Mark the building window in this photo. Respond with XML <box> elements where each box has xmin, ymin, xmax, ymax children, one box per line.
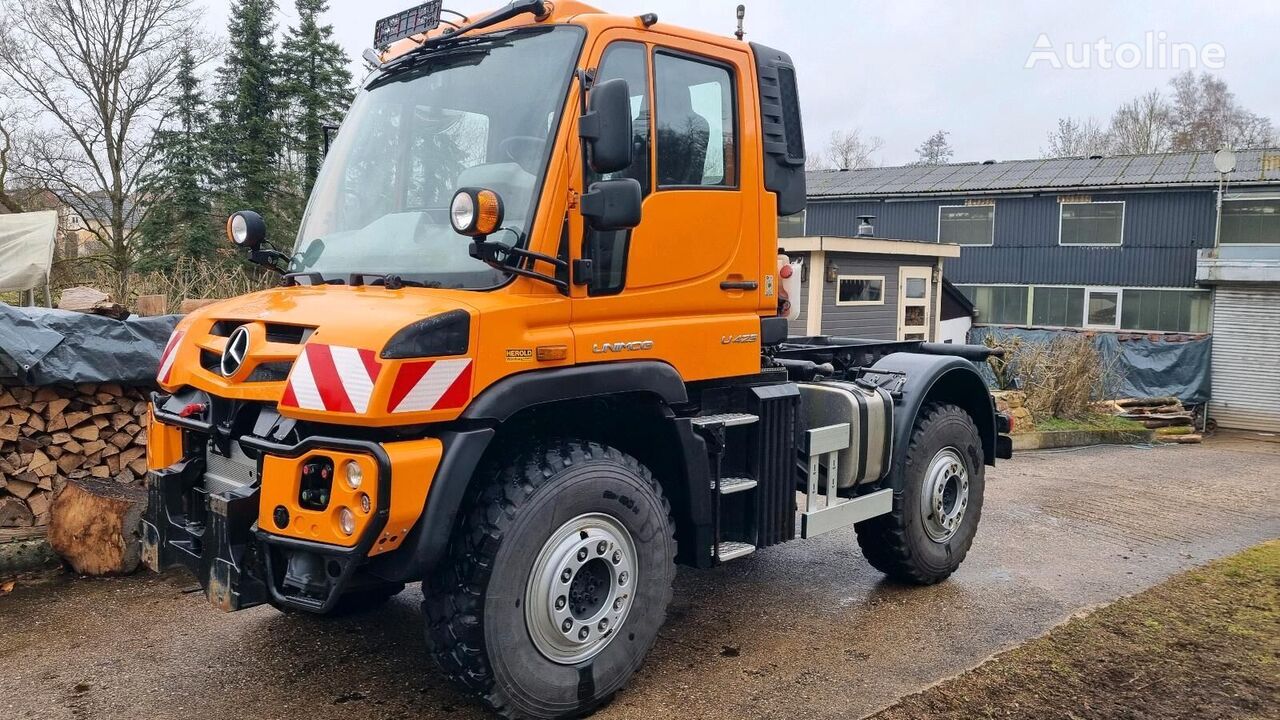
<box><xmin>1032</xmin><ymin>286</ymin><xmax>1086</xmax><ymax>327</ymax></box>
<box><xmin>1220</xmin><ymin>197</ymin><xmax>1280</xmax><ymax>244</ymax></box>
<box><xmin>1085</xmin><ymin>288</ymin><xmax>1120</xmax><ymax>328</ymax></box>
<box><xmin>1121</xmin><ymin>289</ymin><xmax>1211</xmax><ymax>333</ymax></box>
<box><xmin>655</xmin><ymin>51</ymin><xmax>736</xmax><ymax>188</ymax></box>
<box><xmin>959</xmin><ymin>285</ymin><xmax>1029</xmax><ymax>325</ymax></box>
<box><xmin>836</xmin><ymin>275</ymin><xmax>884</xmax><ymax>305</ymax></box>
<box><xmin>1060</xmin><ymin>201</ymin><xmax>1124</xmax><ymax>246</ymax></box>
<box><xmin>938</xmin><ymin>204</ymin><xmax>995</xmax><ymax>246</ymax></box>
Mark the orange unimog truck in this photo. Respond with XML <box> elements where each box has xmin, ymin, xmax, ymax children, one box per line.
<box><xmin>142</xmin><ymin>1</ymin><xmax>1012</xmax><ymax>716</ymax></box>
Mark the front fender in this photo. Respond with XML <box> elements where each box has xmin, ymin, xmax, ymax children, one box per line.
<box><xmin>867</xmin><ymin>352</ymin><xmax>998</xmax><ymax>468</ymax></box>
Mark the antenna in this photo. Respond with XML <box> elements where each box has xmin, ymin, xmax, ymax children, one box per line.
<box><xmin>735</xmin><ymin>5</ymin><xmax>745</xmax><ymax>41</ymax></box>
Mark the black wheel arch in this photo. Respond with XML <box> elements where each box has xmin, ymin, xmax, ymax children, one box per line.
<box><xmin>371</xmin><ymin>361</ymin><xmax>709</xmax><ymax>582</ymax></box>
<box><xmin>871</xmin><ymin>352</ymin><xmax>998</xmax><ymax>469</ymax></box>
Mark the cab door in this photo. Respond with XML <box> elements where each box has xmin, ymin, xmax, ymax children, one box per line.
<box><xmin>569</xmin><ymin>32</ymin><xmax>762</xmax><ymax>382</ymax></box>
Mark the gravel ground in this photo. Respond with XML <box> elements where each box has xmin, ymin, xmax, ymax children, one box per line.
<box><xmin>1</xmin><ymin>433</ymin><xmax>1278</xmax><ymax>720</ymax></box>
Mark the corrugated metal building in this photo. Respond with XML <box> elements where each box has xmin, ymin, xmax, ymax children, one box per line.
<box><xmin>804</xmin><ymin>149</ymin><xmax>1280</xmax><ymax>431</ymax></box>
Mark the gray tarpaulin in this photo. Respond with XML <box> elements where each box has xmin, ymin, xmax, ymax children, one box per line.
<box><xmin>0</xmin><ymin>305</ymin><xmax>179</xmax><ymax>386</ymax></box>
<box><xmin>969</xmin><ymin>326</ymin><xmax>1213</xmax><ymax>405</ymax></box>
<box><xmin>0</xmin><ymin>211</ymin><xmax>57</xmax><ymax>292</ymax></box>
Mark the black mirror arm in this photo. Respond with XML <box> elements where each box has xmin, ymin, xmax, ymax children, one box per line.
<box><xmin>469</xmin><ymin>238</ymin><xmax>568</xmax><ymax>292</ymax></box>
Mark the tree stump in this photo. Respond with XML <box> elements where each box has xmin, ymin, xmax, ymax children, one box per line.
<box><xmin>48</xmin><ymin>477</ymin><xmax>148</xmax><ymax>575</ymax></box>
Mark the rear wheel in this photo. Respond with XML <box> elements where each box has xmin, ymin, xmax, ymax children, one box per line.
<box><xmin>424</xmin><ymin>440</ymin><xmax>676</xmax><ymax>719</ymax></box>
<box><xmin>855</xmin><ymin>403</ymin><xmax>985</xmax><ymax>584</ymax></box>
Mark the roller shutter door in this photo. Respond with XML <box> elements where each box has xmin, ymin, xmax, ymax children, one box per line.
<box><xmin>1209</xmin><ymin>286</ymin><xmax>1280</xmax><ymax>432</ymax></box>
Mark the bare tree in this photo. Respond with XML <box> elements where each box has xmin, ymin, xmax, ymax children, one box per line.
<box><xmin>1042</xmin><ymin>117</ymin><xmax>1111</xmax><ymax>158</ymax></box>
<box><xmin>1168</xmin><ymin>70</ymin><xmax>1275</xmax><ymax>151</ymax></box>
<box><xmin>0</xmin><ymin>86</ymin><xmax>28</xmax><ymax>213</ymax></box>
<box><xmin>825</xmin><ymin>129</ymin><xmax>883</xmax><ymax>171</ymax></box>
<box><xmin>914</xmin><ymin>129</ymin><xmax>954</xmax><ymax>165</ymax></box>
<box><xmin>0</xmin><ymin>0</ymin><xmax>204</xmax><ymax>299</ymax></box>
<box><xmin>1108</xmin><ymin>90</ymin><xmax>1172</xmax><ymax>155</ymax></box>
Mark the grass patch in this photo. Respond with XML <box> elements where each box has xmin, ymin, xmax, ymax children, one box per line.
<box><xmin>1034</xmin><ymin>413</ymin><xmax>1146</xmax><ymax>433</ymax></box>
<box><xmin>873</xmin><ymin>540</ymin><xmax>1280</xmax><ymax>720</ymax></box>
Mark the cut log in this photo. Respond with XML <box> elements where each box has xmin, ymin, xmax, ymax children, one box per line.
<box><xmin>0</xmin><ymin>497</ymin><xmax>35</xmax><ymax>528</ymax></box>
<box><xmin>135</xmin><ymin>294</ymin><xmax>168</xmax><ymax>317</ymax></box>
<box><xmin>48</xmin><ymin>477</ymin><xmax>148</xmax><ymax>575</ymax></box>
<box><xmin>57</xmin><ymin>286</ymin><xmax>130</xmax><ymax>320</ymax></box>
<box><xmin>70</xmin><ymin>424</ymin><xmax>100</xmax><ymax>442</ymax></box>
<box><xmin>45</xmin><ymin>398</ymin><xmax>71</xmax><ymax>418</ymax></box>
<box><xmin>6</xmin><ymin>477</ymin><xmax>37</xmax><ymax>499</ymax></box>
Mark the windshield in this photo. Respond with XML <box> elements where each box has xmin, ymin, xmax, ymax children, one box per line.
<box><xmin>292</xmin><ymin>26</ymin><xmax>585</xmax><ymax>288</ymax></box>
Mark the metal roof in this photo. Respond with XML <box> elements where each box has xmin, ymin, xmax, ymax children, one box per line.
<box><xmin>807</xmin><ymin>148</ymin><xmax>1280</xmax><ymax>198</ymax></box>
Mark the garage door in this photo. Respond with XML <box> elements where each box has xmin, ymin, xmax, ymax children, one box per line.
<box><xmin>1210</xmin><ymin>286</ymin><xmax>1280</xmax><ymax>432</ymax></box>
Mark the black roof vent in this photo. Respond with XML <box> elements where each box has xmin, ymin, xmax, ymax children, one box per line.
<box><xmin>1089</xmin><ymin>154</ymin><xmax>1105</xmax><ymax>160</ymax></box>
<box><xmin>982</xmin><ymin>159</ymin><xmax>996</xmax><ymax>165</ymax></box>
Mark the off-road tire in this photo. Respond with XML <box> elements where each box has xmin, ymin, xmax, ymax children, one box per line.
<box><xmin>424</xmin><ymin>439</ymin><xmax>676</xmax><ymax>719</ymax></box>
<box><xmin>855</xmin><ymin>403</ymin><xmax>985</xmax><ymax>584</ymax></box>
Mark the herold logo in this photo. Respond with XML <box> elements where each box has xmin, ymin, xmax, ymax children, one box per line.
<box><xmin>592</xmin><ymin>340</ymin><xmax>654</xmax><ymax>354</ymax></box>
<box><xmin>505</xmin><ymin>348</ymin><xmax>534</xmax><ymax>362</ymax></box>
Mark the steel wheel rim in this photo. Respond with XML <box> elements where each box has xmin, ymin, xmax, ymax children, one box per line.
<box><xmin>525</xmin><ymin>512</ymin><xmax>636</xmax><ymax>665</ymax></box>
<box><xmin>920</xmin><ymin>447</ymin><xmax>969</xmax><ymax>543</ymax></box>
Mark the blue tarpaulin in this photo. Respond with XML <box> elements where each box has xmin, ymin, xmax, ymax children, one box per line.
<box><xmin>968</xmin><ymin>326</ymin><xmax>1212</xmax><ymax>405</ymax></box>
<box><xmin>0</xmin><ymin>305</ymin><xmax>179</xmax><ymax>386</ymax></box>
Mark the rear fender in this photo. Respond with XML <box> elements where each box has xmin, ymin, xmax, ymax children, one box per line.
<box><xmin>866</xmin><ymin>352</ymin><xmax>997</xmax><ymax>468</ymax></box>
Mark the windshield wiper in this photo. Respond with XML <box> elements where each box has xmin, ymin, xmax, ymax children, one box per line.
<box><xmin>282</xmin><ymin>272</ymin><xmax>425</xmax><ymax>290</ymax></box>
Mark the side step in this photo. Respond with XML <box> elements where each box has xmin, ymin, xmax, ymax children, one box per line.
<box><xmin>718</xmin><ymin>476</ymin><xmax>757</xmax><ymax>494</ymax></box>
<box><xmin>691</xmin><ymin>412</ymin><xmax>759</xmax><ymax>428</ymax></box>
<box><xmin>716</xmin><ymin>541</ymin><xmax>756</xmax><ymax>562</ymax></box>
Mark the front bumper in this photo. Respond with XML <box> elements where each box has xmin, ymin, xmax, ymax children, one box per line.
<box><xmin>141</xmin><ymin>434</ymin><xmax>394</xmax><ymax>614</ymax></box>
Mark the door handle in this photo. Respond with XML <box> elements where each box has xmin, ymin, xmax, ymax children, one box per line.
<box><xmin>720</xmin><ymin>279</ymin><xmax>758</xmax><ymax>291</ymax></box>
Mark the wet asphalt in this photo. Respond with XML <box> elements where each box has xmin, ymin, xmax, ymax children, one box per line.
<box><xmin>2</xmin><ymin>433</ymin><xmax>1278</xmax><ymax>720</ymax></box>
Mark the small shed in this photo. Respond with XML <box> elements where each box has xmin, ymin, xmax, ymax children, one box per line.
<box><xmin>778</xmin><ymin>235</ymin><xmax>961</xmax><ymax>342</ymax></box>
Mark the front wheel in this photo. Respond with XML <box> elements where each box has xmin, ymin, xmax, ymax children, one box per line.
<box><xmin>424</xmin><ymin>440</ymin><xmax>676</xmax><ymax>719</ymax></box>
<box><xmin>855</xmin><ymin>403</ymin><xmax>985</xmax><ymax>584</ymax></box>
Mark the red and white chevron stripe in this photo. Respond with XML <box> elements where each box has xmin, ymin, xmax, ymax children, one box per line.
<box><xmin>157</xmin><ymin>329</ymin><xmax>185</xmax><ymax>384</ymax></box>
<box><xmin>387</xmin><ymin>358</ymin><xmax>473</xmax><ymax>414</ymax></box>
<box><xmin>281</xmin><ymin>344</ymin><xmax>382</xmax><ymax>414</ymax></box>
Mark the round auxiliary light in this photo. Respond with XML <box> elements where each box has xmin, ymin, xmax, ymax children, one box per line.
<box><xmin>359</xmin><ymin>493</ymin><xmax>371</xmax><ymax>514</ymax></box>
<box><xmin>344</xmin><ymin>460</ymin><xmax>363</xmax><ymax>490</ymax></box>
<box><xmin>230</xmin><ymin>214</ymin><xmax>248</xmax><ymax>244</ymax></box>
<box><xmin>450</xmin><ymin>191</ymin><xmax>475</xmax><ymax>233</ymax></box>
<box><xmin>338</xmin><ymin>507</ymin><xmax>356</xmax><ymax>536</ymax></box>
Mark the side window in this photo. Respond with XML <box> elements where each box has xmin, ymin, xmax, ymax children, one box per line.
<box><xmin>591</xmin><ymin>42</ymin><xmax>651</xmax><ymax>196</ymax></box>
<box><xmin>654</xmin><ymin>52</ymin><xmax>736</xmax><ymax>188</ymax></box>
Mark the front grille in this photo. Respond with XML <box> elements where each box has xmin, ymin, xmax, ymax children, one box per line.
<box><xmin>209</xmin><ymin>320</ymin><xmax>313</xmax><ymax>344</ymax></box>
<box><xmin>246</xmin><ymin>361</ymin><xmax>293</xmax><ymax>383</ymax></box>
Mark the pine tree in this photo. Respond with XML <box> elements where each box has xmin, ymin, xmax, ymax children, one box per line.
<box><xmin>279</xmin><ymin>0</ymin><xmax>353</xmax><ymax>197</ymax></box>
<box><xmin>212</xmin><ymin>0</ymin><xmax>281</xmax><ymax>216</ymax></box>
<box><xmin>136</xmin><ymin>46</ymin><xmax>218</xmax><ymax>270</ymax></box>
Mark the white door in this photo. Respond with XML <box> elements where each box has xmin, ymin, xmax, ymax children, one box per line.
<box><xmin>898</xmin><ymin>266</ymin><xmax>933</xmax><ymax>341</ymax></box>
<box><xmin>1210</xmin><ymin>286</ymin><xmax>1280</xmax><ymax>431</ymax></box>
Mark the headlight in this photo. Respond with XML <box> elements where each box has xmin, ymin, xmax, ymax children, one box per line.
<box><xmin>344</xmin><ymin>460</ymin><xmax>363</xmax><ymax>490</ymax></box>
<box><xmin>230</xmin><ymin>214</ymin><xmax>248</xmax><ymax>244</ymax></box>
<box><xmin>450</xmin><ymin>191</ymin><xmax>475</xmax><ymax>233</ymax></box>
<box><xmin>338</xmin><ymin>507</ymin><xmax>356</xmax><ymax>535</ymax></box>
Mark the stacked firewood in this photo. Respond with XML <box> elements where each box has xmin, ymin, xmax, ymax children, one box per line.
<box><xmin>1095</xmin><ymin>397</ymin><xmax>1202</xmax><ymax>444</ymax></box>
<box><xmin>0</xmin><ymin>384</ymin><xmax>150</xmax><ymax>529</ymax></box>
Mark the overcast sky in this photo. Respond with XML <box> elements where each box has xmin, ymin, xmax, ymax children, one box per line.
<box><xmin>198</xmin><ymin>0</ymin><xmax>1280</xmax><ymax>166</ymax></box>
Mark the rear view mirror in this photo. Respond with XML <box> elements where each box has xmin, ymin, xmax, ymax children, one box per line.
<box><xmin>581</xmin><ymin>178</ymin><xmax>642</xmax><ymax>231</ymax></box>
<box><xmin>579</xmin><ymin>78</ymin><xmax>633</xmax><ymax>174</ymax></box>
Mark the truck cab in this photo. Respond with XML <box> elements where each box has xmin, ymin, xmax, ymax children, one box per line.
<box><xmin>142</xmin><ymin>3</ymin><xmax>1011</xmax><ymax>717</ymax></box>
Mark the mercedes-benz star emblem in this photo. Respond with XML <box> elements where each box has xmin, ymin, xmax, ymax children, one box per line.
<box><xmin>221</xmin><ymin>326</ymin><xmax>251</xmax><ymax>377</ymax></box>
